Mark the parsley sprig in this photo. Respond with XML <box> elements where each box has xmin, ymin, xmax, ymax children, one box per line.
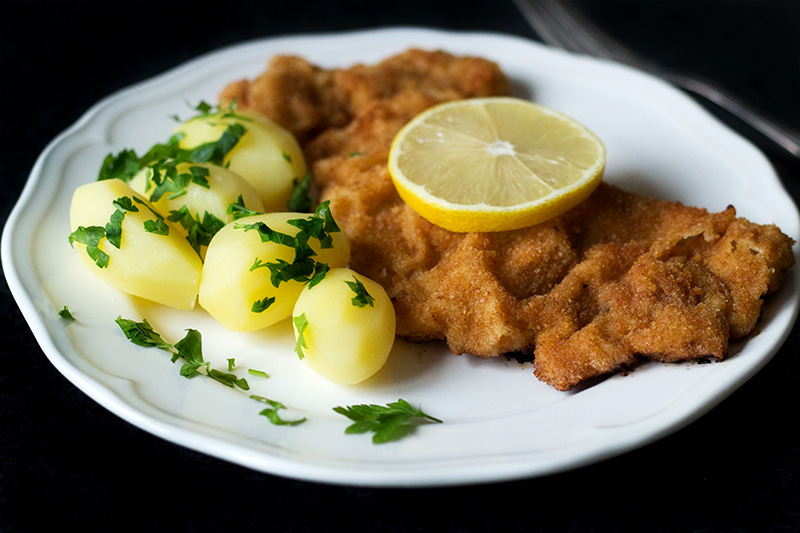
<box><xmin>345</xmin><ymin>276</ymin><xmax>375</xmax><ymax>308</ymax></box>
<box><xmin>114</xmin><ymin>316</ymin><xmax>248</xmax><ymax>390</ymax></box>
<box><xmin>333</xmin><ymin>399</ymin><xmax>443</xmax><ymax>444</ymax></box>
<box><xmin>114</xmin><ymin>316</ymin><xmax>311</xmax><ymax>428</ymax></box>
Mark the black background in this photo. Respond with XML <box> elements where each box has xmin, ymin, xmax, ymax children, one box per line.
<box><xmin>2</xmin><ymin>1</ymin><xmax>799</xmax><ymax>531</ymax></box>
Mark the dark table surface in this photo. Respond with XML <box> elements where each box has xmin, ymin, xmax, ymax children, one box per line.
<box><xmin>2</xmin><ymin>1</ymin><xmax>799</xmax><ymax>531</ymax></box>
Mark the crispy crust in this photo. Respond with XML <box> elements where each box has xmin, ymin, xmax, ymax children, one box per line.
<box><xmin>221</xmin><ymin>49</ymin><xmax>795</xmax><ymax>390</ymax></box>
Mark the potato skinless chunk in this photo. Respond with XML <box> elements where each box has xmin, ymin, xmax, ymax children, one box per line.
<box><xmin>292</xmin><ymin>268</ymin><xmax>395</xmax><ymax>385</ymax></box>
<box><xmin>69</xmin><ymin>179</ymin><xmax>202</xmax><ymax>310</ymax></box>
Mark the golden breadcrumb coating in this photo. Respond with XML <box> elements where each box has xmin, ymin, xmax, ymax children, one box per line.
<box><xmin>221</xmin><ymin>49</ymin><xmax>794</xmax><ymax>390</ymax></box>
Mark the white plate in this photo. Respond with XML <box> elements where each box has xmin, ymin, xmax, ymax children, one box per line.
<box><xmin>3</xmin><ymin>28</ymin><xmax>799</xmax><ymax>487</ymax></box>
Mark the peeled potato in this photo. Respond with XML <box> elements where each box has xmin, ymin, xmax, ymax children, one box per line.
<box><xmin>174</xmin><ymin>109</ymin><xmax>306</xmax><ymax>212</ymax></box>
<box><xmin>129</xmin><ymin>162</ymin><xmax>263</xmax><ymax>222</ymax></box>
<box><xmin>292</xmin><ymin>268</ymin><xmax>395</xmax><ymax>385</ymax></box>
<box><xmin>69</xmin><ymin>179</ymin><xmax>202</xmax><ymax>310</ymax></box>
<box><xmin>199</xmin><ymin>212</ymin><xmax>351</xmax><ymax>331</ymax></box>
<box><xmin>128</xmin><ymin>162</ymin><xmax>264</xmax><ymax>258</ymax></box>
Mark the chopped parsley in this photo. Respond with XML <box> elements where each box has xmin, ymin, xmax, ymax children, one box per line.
<box><xmin>227</xmin><ymin>195</ymin><xmax>260</xmax><ymax>220</ymax></box>
<box><xmin>287</xmin><ymin>173</ymin><xmax>313</xmax><ymax>212</ymax></box>
<box><xmin>251</xmin><ymin>296</ymin><xmax>276</xmax><ymax>313</ymax></box>
<box><xmin>248</xmin><ymin>369</ymin><xmax>270</xmax><ymax>379</ymax></box>
<box><xmin>98</xmin><ymin>101</ymin><xmax>248</xmax><ymax>192</ymax></box>
<box><xmin>145</xmin><ymin>162</ymin><xmax>210</xmax><ymax>203</ymax></box>
<box><xmin>167</xmin><ymin>206</ymin><xmax>225</xmax><ymax>256</ymax></box>
<box><xmin>251</xmin><ymin>396</ymin><xmax>306</xmax><ymax>426</ymax></box>
<box><xmin>69</xmin><ymin>195</ymin><xmax>173</xmax><ymax>268</ymax></box>
<box><xmin>68</xmin><ymin>225</ymin><xmax>109</xmax><ymax>268</ymax></box>
<box><xmin>115</xmin><ymin>316</ymin><xmax>248</xmax><ymax>391</ymax></box>
<box><xmin>237</xmin><ymin>201</ymin><xmax>341</xmax><ymax>310</ymax></box>
<box><xmin>292</xmin><ymin>313</ymin><xmax>309</xmax><ymax>359</ymax></box>
<box><xmin>333</xmin><ymin>399</ymin><xmax>443</xmax><ymax>444</ymax></box>
<box><xmin>58</xmin><ymin>306</ymin><xmax>75</xmax><ymax>321</ymax></box>
<box><xmin>143</xmin><ymin>218</ymin><xmax>170</xmax><ymax>235</ymax></box>
<box><xmin>105</xmin><ymin>196</ymin><xmax>139</xmax><ymax>249</ymax></box>
<box><xmin>345</xmin><ymin>276</ymin><xmax>375</xmax><ymax>308</ymax></box>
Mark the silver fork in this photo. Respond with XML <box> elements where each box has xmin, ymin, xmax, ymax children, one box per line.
<box><xmin>513</xmin><ymin>0</ymin><xmax>800</xmax><ymax>160</ymax></box>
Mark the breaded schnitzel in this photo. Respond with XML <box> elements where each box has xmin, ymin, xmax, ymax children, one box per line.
<box><xmin>220</xmin><ymin>49</ymin><xmax>795</xmax><ymax>390</ymax></box>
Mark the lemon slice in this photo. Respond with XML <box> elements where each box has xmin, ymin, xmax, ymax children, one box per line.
<box><xmin>388</xmin><ymin>97</ymin><xmax>605</xmax><ymax>232</ymax></box>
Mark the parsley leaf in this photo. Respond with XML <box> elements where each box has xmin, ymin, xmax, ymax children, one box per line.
<box><xmin>143</xmin><ymin>218</ymin><xmax>170</xmax><ymax>235</ymax></box>
<box><xmin>97</xmin><ymin>100</ymin><xmax>248</xmax><ymax>187</ymax></box>
<box><xmin>251</xmin><ymin>296</ymin><xmax>276</xmax><ymax>313</ymax></box>
<box><xmin>333</xmin><ymin>399</ymin><xmax>442</xmax><ymax>444</ymax></box>
<box><xmin>344</xmin><ymin>276</ymin><xmax>375</xmax><ymax>307</ymax></box>
<box><xmin>105</xmin><ymin>196</ymin><xmax>139</xmax><ymax>249</ymax></box>
<box><xmin>187</xmin><ymin>123</ymin><xmax>247</xmax><ymax>166</ymax></box>
<box><xmin>115</xmin><ymin>316</ymin><xmax>173</xmax><ymax>351</ymax></box>
<box><xmin>168</xmin><ymin>207</ymin><xmax>225</xmax><ymax>255</ymax></box>
<box><xmin>227</xmin><ymin>195</ymin><xmax>260</xmax><ymax>220</ymax></box>
<box><xmin>68</xmin><ymin>225</ymin><xmax>109</xmax><ymax>268</ymax></box>
<box><xmin>98</xmin><ymin>149</ymin><xmax>140</xmax><ymax>182</ymax></box>
<box><xmin>287</xmin><ymin>173</ymin><xmax>313</xmax><ymax>212</ymax></box>
<box><xmin>146</xmin><ymin>162</ymin><xmax>209</xmax><ymax>203</ymax></box>
<box><xmin>287</xmin><ymin>200</ymin><xmax>339</xmax><ymax>249</ymax></box>
<box><xmin>251</xmin><ymin>395</ymin><xmax>306</xmax><ymax>426</ymax></box>
<box><xmin>208</xmin><ymin>368</ymin><xmax>250</xmax><ymax>390</ymax></box>
<box><xmin>293</xmin><ymin>313</ymin><xmax>309</xmax><ymax>359</ymax></box>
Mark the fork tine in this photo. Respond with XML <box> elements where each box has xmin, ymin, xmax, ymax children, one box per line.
<box><xmin>513</xmin><ymin>0</ymin><xmax>638</xmax><ymax>65</ymax></box>
<box><xmin>541</xmin><ymin>0</ymin><xmax>644</xmax><ymax>65</ymax></box>
<box><xmin>512</xmin><ymin>0</ymin><xmax>589</xmax><ymax>53</ymax></box>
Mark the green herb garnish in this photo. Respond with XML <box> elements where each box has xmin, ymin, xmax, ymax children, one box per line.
<box><xmin>168</xmin><ymin>207</ymin><xmax>225</xmax><ymax>255</ymax></box>
<box><xmin>115</xmin><ymin>317</ymin><xmax>249</xmax><ymax>391</ymax></box>
<box><xmin>68</xmin><ymin>225</ymin><xmax>109</xmax><ymax>268</ymax></box>
<box><xmin>69</xmin><ymin>196</ymin><xmax>142</xmax><ymax>268</ymax></box>
<box><xmin>287</xmin><ymin>173</ymin><xmax>313</xmax><ymax>213</ymax></box>
<box><xmin>251</xmin><ymin>296</ymin><xmax>276</xmax><ymax>313</ymax></box>
<box><xmin>345</xmin><ymin>276</ymin><xmax>375</xmax><ymax>308</ymax></box>
<box><xmin>143</xmin><ymin>218</ymin><xmax>170</xmax><ymax>235</ymax></box>
<box><xmin>333</xmin><ymin>399</ymin><xmax>443</xmax><ymax>444</ymax></box>
<box><xmin>237</xmin><ymin>202</ymin><xmax>340</xmax><ymax>308</ymax></box>
<box><xmin>58</xmin><ymin>306</ymin><xmax>75</xmax><ymax>321</ymax></box>
<box><xmin>251</xmin><ymin>395</ymin><xmax>306</xmax><ymax>426</ymax></box>
<box><xmin>227</xmin><ymin>195</ymin><xmax>260</xmax><ymax>220</ymax></box>
<box><xmin>98</xmin><ymin>101</ymin><xmax>248</xmax><ymax>186</ymax></box>
<box><xmin>293</xmin><ymin>313</ymin><xmax>309</xmax><ymax>359</ymax></box>
<box><xmin>115</xmin><ymin>316</ymin><xmax>173</xmax><ymax>351</ymax></box>
<box><xmin>104</xmin><ymin>196</ymin><xmax>138</xmax><ymax>249</ymax></box>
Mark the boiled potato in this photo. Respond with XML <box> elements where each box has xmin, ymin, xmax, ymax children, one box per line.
<box><xmin>129</xmin><ymin>162</ymin><xmax>264</xmax><ymax>258</ymax></box>
<box><xmin>129</xmin><ymin>162</ymin><xmax>263</xmax><ymax>222</ymax></box>
<box><xmin>199</xmin><ymin>212</ymin><xmax>351</xmax><ymax>331</ymax></box>
<box><xmin>69</xmin><ymin>179</ymin><xmax>202</xmax><ymax>310</ymax></box>
<box><xmin>174</xmin><ymin>109</ymin><xmax>306</xmax><ymax>212</ymax></box>
<box><xmin>292</xmin><ymin>268</ymin><xmax>395</xmax><ymax>385</ymax></box>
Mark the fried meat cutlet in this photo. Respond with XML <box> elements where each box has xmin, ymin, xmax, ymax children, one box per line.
<box><xmin>221</xmin><ymin>49</ymin><xmax>795</xmax><ymax>391</ymax></box>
